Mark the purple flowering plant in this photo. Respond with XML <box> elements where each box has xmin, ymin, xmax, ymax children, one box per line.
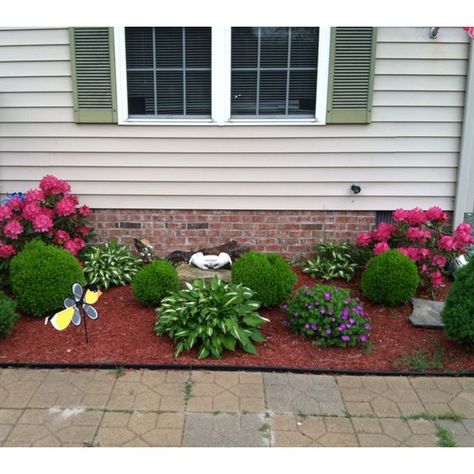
<box><xmin>283</xmin><ymin>284</ymin><xmax>371</xmax><ymax>348</ymax></box>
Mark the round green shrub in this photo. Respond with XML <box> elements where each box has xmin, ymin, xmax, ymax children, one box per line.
<box><xmin>231</xmin><ymin>251</ymin><xmax>297</xmax><ymax>307</ymax></box>
<box><xmin>0</xmin><ymin>291</ymin><xmax>20</xmax><ymax>336</ymax></box>
<box><xmin>132</xmin><ymin>260</ymin><xmax>179</xmax><ymax>306</ymax></box>
<box><xmin>441</xmin><ymin>259</ymin><xmax>474</xmax><ymax>347</ymax></box>
<box><xmin>360</xmin><ymin>249</ymin><xmax>420</xmax><ymax>306</ymax></box>
<box><xmin>9</xmin><ymin>240</ymin><xmax>86</xmax><ymax>317</ymax></box>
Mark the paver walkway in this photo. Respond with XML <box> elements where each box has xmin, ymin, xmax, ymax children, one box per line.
<box><xmin>1</xmin><ymin>368</ymin><xmax>474</xmax><ymax>447</ymax></box>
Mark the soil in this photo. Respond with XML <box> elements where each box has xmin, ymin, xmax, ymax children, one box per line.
<box><xmin>1</xmin><ymin>269</ymin><xmax>473</xmax><ymax>373</ymax></box>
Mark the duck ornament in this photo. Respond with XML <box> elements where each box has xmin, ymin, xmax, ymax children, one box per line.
<box><xmin>189</xmin><ymin>252</ymin><xmax>232</xmax><ymax>270</ymax></box>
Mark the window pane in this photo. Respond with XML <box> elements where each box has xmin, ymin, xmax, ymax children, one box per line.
<box><xmin>231</xmin><ymin>71</ymin><xmax>257</xmax><ymax>115</ymax></box>
<box><xmin>186</xmin><ymin>28</ymin><xmax>211</xmax><ymax>68</ymax></box>
<box><xmin>289</xmin><ymin>71</ymin><xmax>317</xmax><ymax>115</ymax></box>
<box><xmin>127</xmin><ymin>70</ymin><xmax>154</xmax><ymax>115</ymax></box>
<box><xmin>290</xmin><ymin>28</ymin><xmax>319</xmax><ymax>68</ymax></box>
<box><xmin>186</xmin><ymin>70</ymin><xmax>211</xmax><ymax>114</ymax></box>
<box><xmin>125</xmin><ymin>27</ymin><xmax>211</xmax><ymax>117</ymax></box>
<box><xmin>125</xmin><ymin>27</ymin><xmax>153</xmax><ymax>68</ymax></box>
<box><xmin>231</xmin><ymin>28</ymin><xmax>258</xmax><ymax>68</ymax></box>
<box><xmin>155</xmin><ymin>27</ymin><xmax>182</xmax><ymax>69</ymax></box>
<box><xmin>156</xmin><ymin>71</ymin><xmax>183</xmax><ymax>115</ymax></box>
<box><xmin>260</xmin><ymin>27</ymin><xmax>288</xmax><ymax>68</ymax></box>
<box><xmin>259</xmin><ymin>71</ymin><xmax>286</xmax><ymax>114</ymax></box>
<box><xmin>231</xmin><ymin>26</ymin><xmax>319</xmax><ymax>117</ymax></box>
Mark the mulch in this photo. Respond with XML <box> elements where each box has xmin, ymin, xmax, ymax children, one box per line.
<box><xmin>1</xmin><ymin>269</ymin><xmax>473</xmax><ymax>373</ymax></box>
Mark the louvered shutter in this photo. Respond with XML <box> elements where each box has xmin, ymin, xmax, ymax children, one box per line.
<box><xmin>70</xmin><ymin>28</ymin><xmax>117</xmax><ymax>123</ymax></box>
<box><xmin>326</xmin><ymin>27</ymin><xmax>377</xmax><ymax>124</ymax></box>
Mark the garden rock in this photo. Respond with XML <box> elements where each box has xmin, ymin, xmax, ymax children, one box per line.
<box><xmin>408</xmin><ymin>298</ymin><xmax>445</xmax><ymax>328</ymax></box>
<box><xmin>176</xmin><ymin>264</ymin><xmax>231</xmax><ymax>287</ymax></box>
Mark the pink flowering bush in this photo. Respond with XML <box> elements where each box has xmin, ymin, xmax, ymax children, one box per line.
<box><xmin>0</xmin><ymin>175</ymin><xmax>93</xmax><ymax>272</ymax></box>
<box><xmin>357</xmin><ymin>206</ymin><xmax>474</xmax><ymax>292</ymax></box>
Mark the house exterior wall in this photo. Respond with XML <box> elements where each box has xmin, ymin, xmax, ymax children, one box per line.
<box><xmin>0</xmin><ymin>27</ymin><xmax>469</xmax><ymax>255</ymax></box>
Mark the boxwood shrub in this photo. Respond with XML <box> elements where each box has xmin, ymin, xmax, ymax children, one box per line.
<box><xmin>441</xmin><ymin>259</ymin><xmax>474</xmax><ymax>347</ymax></box>
<box><xmin>0</xmin><ymin>291</ymin><xmax>20</xmax><ymax>336</ymax></box>
<box><xmin>361</xmin><ymin>249</ymin><xmax>420</xmax><ymax>306</ymax></box>
<box><xmin>9</xmin><ymin>240</ymin><xmax>86</xmax><ymax>317</ymax></box>
<box><xmin>231</xmin><ymin>251</ymin><xmax>297</xmax><ymax>307</ymax></box>
<box><xmin>132</xmin><ymin>259</ymin><xmax>179</xmax><ymax>306</ymax></box>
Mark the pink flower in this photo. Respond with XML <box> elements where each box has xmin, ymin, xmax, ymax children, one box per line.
<box><xmin>439</xmin><ymin>235</ymin><xmax>456</xmax><ymax>251</ymax></box>
<box><xmin>5</xmin><ymin>196</ymin><xmax>24</xmax><ymax>212</ymax></box>
<box><xmin>0</xmin><ymin>206</ymin><xmax>12</xmax><ymax>221</ymax></box>
<box><xmin>456</xmin><ymin>223</ymin><xmax>472</xmax><ymax>234</ymax></box>
<box><xmin>406</xmin><ymin>226</ymin><xmax>425</xmax><ymax>241</ymax></box>
<box><xmin>431</xmin><ymin>255</ymin><xmax>447</xmax><ymax>268</ymax></box>
<box><xmin>22</xmin><ymin>202</ymin><xmax>42</xmax><ymax>221</ymax></box>
<box><xmin>392</xmin><ymin>208</ymin><xmax>407</xmax><ymax>223</ymax></box>
<box><xmin>374</xmin><ymin>242</ymin><xmax>390</xmax><ymax>255</ymax></box>
<box><xmin>32</xmin><ymin>213</ymin><xmax>53</xmax><ymax>233</ymax></box>
<box><xmin>373</xmin><ymin>222</ymin><xmax>395</xmax><ymax>242</ymax></box>
<box><xmin>78</xmin><ymin>205</ymin><xmax>90</xmax><ymax>217</ymax></box>
<box><xmin>425</xmin><ymin>206</ymin><xmax>447</xmax><ymax>223</ymax></box>
<box><xmin>3</xmin><ymin>219</ymin><xmax>23</xmax><ymax>240</ymax></box>
<box><xmin>75</xmin><ymin>225</ymin><xmax>90</xmax><ymax>237</ymax></box>
<box><xmin>429</xmin><ymin>271</ymin><xmax>444</xmax><ymax>289</ymax></box>
<box><xmin>39</xmin><ymin>175</ymin><xmax>71</xmax><ymax>196</ymax></box>
<box><xmin>53</xmin><ymin>230</ymin><xmax>70</xmax><ymax>245</ymax></box>
<box><xmin>24</xmin><ymin>188</ymin><xmax>45</xmax><ymax>203</ymax></box>
<box><xmin>405</xmin><ymin>208</ymin><xmax>426</xmax><ymax>226</ymax></box>
<box><xmin>418</xmin><ymin>248</ymin><xmax>431</xmax><ymax>259</ymax></box>
<box><xmin>400</xmin><ymin>246</ymin><xmax>420</xmax><ymax>262</ymax></box>
<box><xmin>63</xmin><ymin>237</ymin><xmax>85</xmax><ymax>256</ymax></box>
<box><xmin>56</xmin><ymin>196</ymin><xmax>77</xmax><ymax>216</ymax></box>
<box><xmin>0</xmin><ymin>243</ymin><xmax>16</xmax><ymax>259</ymax></box>
<box><xmin>357</xmin><ymin>232</ymin><xmax>372</xmax><ymax>247</ymax></box>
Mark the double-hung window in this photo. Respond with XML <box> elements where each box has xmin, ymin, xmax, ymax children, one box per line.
<box><xmin>115</xmin><ymin>26</ymin><xmax>330</xmax><ymax>125</ymax></box>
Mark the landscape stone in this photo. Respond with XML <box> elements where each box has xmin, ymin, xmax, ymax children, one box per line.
<box><xmin>408</xmin><ymin>298</ymin><xmax>445</xmax><ymax>328</ymax></box>
<box><xmin>175</xmin><ymin>264</ymin><xmax>231</xmax><ymax>287</ymax></box>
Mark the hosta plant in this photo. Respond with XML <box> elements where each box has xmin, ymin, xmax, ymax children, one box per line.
<box><xmin>83</xmin><ymin>240</ymin><xmax>142</xmax><ymax>289</ymax></box>
<box><xmin>155</xmin><ymin>276</ymin><xmax>268</xmax><ymax>359</ymax></box>
<box><xmin>303</xmin><ymin>242</ymin><xmax>358</xmax><ymax>281</ymax></box>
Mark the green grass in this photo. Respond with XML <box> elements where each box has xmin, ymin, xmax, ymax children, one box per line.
<box><xmin>396</xmin><ymin>344</ymin><xmax>445</xmax><ymax>371</ymax></box>
<box><xmin>183</xmin><ymin>380</ymin><xmax>193</xmax><ymax>403</ymax></box>
<box><xmin>435</xmin><ymin>424</ymin><xmax>457</xmax><ymax>447</ymax></box>
<box><xmin>402</xmin><ymin>413</ymin><xmax>464</xmax><ymax>422</ymax></box>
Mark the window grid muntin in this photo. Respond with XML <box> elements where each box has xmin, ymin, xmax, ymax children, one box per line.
<box><xmin>125</xmin><ymin>27</ymin><xmax>211</xmax><ymax>117</ymax></box>
<box><xmin>231</xmin><ymin>27</ymin><xmax>318</xmax><ymax>117</ymax></box>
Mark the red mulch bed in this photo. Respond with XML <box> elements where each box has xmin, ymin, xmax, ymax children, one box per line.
<box><xmin>1</xmin><ymin>269</ymin><xmax>473</xmax><ymax>373</ymax></box>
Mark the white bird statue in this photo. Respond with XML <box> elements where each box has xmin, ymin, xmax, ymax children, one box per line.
<box><xmin>189</xmin><ymin>252</ymin><xmax>232</xmax><ymax>270</ymax></box>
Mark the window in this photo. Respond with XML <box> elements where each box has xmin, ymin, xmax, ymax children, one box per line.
<box><xmin>125</xmin><ymin>27</ymin><xmax>212</xmax><ymax>117</ymax></box>
<box><xmin>231</xmin><ymin>27</ymin><xmax>319</xmax><ymax>117</ymax></box>
<box><xmin>115</xmin><ymin>27</ymin><xmax>331</xmax><ymax>124</ymax></box>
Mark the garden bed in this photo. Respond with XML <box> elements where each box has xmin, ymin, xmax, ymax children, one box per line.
<box><xmin>1</xmin><ymin>268</ymin><xmax>473</xmax><ymax>374</ymax></box>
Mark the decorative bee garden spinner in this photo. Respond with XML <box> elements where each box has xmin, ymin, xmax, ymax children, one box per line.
<box><xmin>45</xmin><ymin>283</ymin><xmax>102</xmax><ymax>343</ymax></box>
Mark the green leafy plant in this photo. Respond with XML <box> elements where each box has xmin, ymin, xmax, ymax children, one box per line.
<box><xmin>155</xmin><ymin>276</ymin><xmax>268</xmax><ymax>359</ymax></box>
<box><xmin>395</xmin><ymin>344</ymin><xmax>445</xmax><ymax>371</ymax></box>
<box><xmin>283</xmin><ymin>284</ymin><xmax>371</xmax><ymax>347</ymax></box>
<box><xmin>435</xmin><ymin>424</ymin><xmax>457</xmax><ymax>447</ymax></box>
<box><xmin>83</xmin><ymin>240</ymin><xmax>142</xmax><ymax>289</ymax></box>
<box><xmin>441</xmin><ymin>259</ymin><xmax>474</xmax><ymax>347</ymax></box>
<box><xmin>231</xmin><ymin>251</ymin><xmax>297</xmax><ymax>307</ymax></box>
<box><xmin>361</xmin><ymin>249</ymin><xmax>420</xmax><ymax>306</ymax></box>
<box><xmin>132</xmin><ymin>259</ymin><xmax>179</xmax><ymax>307</ymax></box>
<box><xmin>303</xmin><ymin>242</ymin><xmax>358</xmax><ymax>281</ymax></box>
<box><xmin>9</xmin><ymin>240</ymin><xmax>86</xmax><ymax>317</ymax></box>
<box><xmin>0</xmin><ymin>290</ymin><xmax>20</xmax><ymax>336</ymax></box>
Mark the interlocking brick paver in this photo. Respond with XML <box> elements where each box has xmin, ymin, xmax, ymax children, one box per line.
<box><xmin>183</xmin><ymin>412</ymin><xmax>267</xmax><ymax>447</ymax></box>
<box><xmin>264</xmin><ymin>373</ymin><xmax>344</xmax><ymax>415</ymax></box>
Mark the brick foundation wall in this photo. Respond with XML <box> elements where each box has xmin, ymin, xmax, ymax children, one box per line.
<box><xmin>88</xmin><ymin>209</ymin><xmax>377</xmax><ymax>258</ymax></box>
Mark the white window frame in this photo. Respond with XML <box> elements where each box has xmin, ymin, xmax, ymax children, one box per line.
<box><xmin>114</xmin><ymin>26</ymin><xmax>330</xmax><ymax>126</ymax></box>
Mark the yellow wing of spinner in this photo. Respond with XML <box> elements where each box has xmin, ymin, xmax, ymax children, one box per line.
<box><xmin>83</xmin><ymin>288</ymin><xmax>102</xmax><ymax>305</ymax></box>
<box><xmin>49</xmin><ymin>306</ymin><xmax>76</xmax><ymax>331</ymax></box>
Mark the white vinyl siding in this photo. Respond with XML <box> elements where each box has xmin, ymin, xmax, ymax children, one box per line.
<box><xmin>0</xmin><ymin>27</ymin><xmax>469</xmax><ymax>211</ymax></box>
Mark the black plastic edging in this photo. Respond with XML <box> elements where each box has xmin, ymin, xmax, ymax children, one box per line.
<box><xmin>0</xmin><ymin>361</ymin><xmax>473</xmax><ymax>377</ymax></box>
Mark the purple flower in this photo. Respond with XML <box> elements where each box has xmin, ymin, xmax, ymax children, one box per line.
<box><xmin>360</xmin><ymin>335</ymin><xmax>368</xmax><ymax>342</ymax></box>
<box><xmin>341</xmin><ymin>309</ymin><xmax>349</xmax><ymax>319</ymax></box>
<box><xmin>349</xmin><ymin>318</ymin><xmax>355</xmax><ymax>324</ymax></box>
<box><xmin>341</xmin><ymin>335</ymin><xmax>350</xmax><ymax>342</ymax></box>
<box><xmin>325</xmin><ymin>328</ymin><xmax>332</xmax><ymax>335</ymax></box>
<box><xmin>364</xmin><ymin>323</ymin><xmax>372</xmax><ymax>330</ymax></box>
<box><xmin>331</xmin><ymin>317</ymin><xmax>336</xmax><ymax>322</ymax></box>
<box><xmin>324</xmin><ymin>292</ymin><xmax>332</xmax><ymax>300</ymax></box>
<box><xmin>320</xmin><ymin>309</ymin><xmax>326</xmax><ymax>314</ymax></box>
<box><xmin>281</xmin><ymin>303</ymin><xmax>288</xmax><ymax>310</ymax></box>
<box><xmin>311</xmin><ymin>323</ymin><xmax>318</xmax><ymax>330</ymax></box>
<box><xmin>304</xmin><ymin>323</ymin><xmax>310</xmax><ymax>329</ymax></box>
<box><xmin>305</xmin><ymin>303</ymin><xmax>313</xmax><ymax>310</ymax></box>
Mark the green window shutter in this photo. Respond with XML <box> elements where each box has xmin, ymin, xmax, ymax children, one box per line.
<box><xmin>70</xmin><ymin>27</ymin><xmax>117</xmax><ymax>123</ymax></box>
<box><xmin>327</xmin><ymin>27</ymin><xmax>377</xmax><ymax>124</ymax></box>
